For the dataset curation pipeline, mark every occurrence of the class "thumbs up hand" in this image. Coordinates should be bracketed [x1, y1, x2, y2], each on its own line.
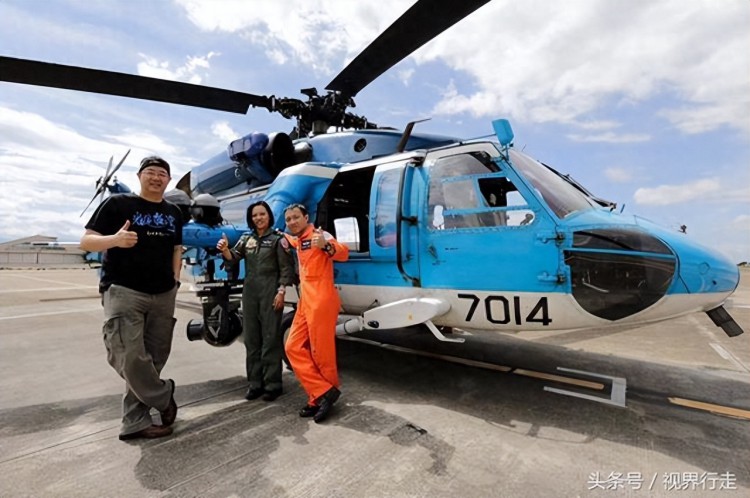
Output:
[217, 233, 234, 261]
[114, 220, 137, 248]
[311, 226, 326, 248]
[216, 233, 229, 252]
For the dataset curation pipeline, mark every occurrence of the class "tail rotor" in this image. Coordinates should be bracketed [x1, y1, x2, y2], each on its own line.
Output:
[80, 149, 131, 216]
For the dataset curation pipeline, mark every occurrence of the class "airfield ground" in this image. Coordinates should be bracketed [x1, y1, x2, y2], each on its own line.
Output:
[0, 268, 748, 497]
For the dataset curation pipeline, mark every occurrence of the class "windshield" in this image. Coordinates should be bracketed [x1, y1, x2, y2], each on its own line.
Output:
[508, 149, 594, 218]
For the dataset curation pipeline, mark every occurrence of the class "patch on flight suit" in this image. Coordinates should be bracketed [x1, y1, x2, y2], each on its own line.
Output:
[246, 238, 258, 250]
[280, 237, 290, 251]
[260, 239, 274, 247]
[301, 240, 312, 250]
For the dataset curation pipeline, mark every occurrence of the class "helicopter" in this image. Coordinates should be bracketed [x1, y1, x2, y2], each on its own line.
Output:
[0, 0, 743, 348]
[79, 150, 133, 217]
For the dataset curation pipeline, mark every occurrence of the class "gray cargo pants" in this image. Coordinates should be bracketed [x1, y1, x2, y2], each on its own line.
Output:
[102, 283, 177, 436]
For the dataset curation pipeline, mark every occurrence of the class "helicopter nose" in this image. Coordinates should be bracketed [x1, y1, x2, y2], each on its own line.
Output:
[636, 220, 740, 305]
[564, 223, 739, 322]
[669, 235, 739, 298]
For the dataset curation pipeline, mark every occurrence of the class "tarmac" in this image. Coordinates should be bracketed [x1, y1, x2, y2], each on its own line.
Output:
[0, 267, 748, 497]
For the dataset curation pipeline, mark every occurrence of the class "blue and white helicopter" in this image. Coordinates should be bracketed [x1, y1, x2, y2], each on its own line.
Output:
[1, 0, 743, 349]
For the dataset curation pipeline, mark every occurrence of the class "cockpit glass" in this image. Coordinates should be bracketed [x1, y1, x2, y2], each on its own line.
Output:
[508, 149, 593, 218]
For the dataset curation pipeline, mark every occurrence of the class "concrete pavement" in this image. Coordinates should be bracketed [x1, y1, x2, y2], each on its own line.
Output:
[1, 268, 748, 497]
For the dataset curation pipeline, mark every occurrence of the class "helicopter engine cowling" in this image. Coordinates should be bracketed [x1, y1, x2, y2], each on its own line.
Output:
[192, 132, 296, 196]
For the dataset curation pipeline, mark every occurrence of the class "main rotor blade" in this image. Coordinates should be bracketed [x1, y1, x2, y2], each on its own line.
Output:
[0, 56, 272, 114]
[326, 0, 491, 96]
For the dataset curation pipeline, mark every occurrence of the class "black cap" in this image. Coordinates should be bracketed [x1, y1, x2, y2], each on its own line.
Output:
[138, 156, 171, 176]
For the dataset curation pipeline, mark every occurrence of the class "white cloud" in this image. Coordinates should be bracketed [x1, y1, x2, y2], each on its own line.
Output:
[167, 0, 750, 138]
[604, 167, 634, 183]
[731, 214, 750, 229]
[174, 0, 407, 75]
[398, 68, 415, 87]
[0, 106, 194, 241]
[567, 132, 651, 144]
[417, 0, 750, 135]
[571, 120, 621, 131]
[136, 52, 218, 84]
[633, 178, 721, 206]
[211, 121, 240, 143]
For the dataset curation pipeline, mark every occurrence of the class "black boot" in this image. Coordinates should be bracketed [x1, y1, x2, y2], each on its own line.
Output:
[299, 404, 319, 417]
[262, 388, 283, 402]
[245, 387, 264, 400]
[313, 387, 341, 423]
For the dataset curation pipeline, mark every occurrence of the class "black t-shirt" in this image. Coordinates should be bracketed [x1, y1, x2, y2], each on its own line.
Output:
[85, 193, 183, 294]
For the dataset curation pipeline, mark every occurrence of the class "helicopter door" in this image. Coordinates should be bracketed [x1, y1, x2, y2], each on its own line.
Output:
[370, 159, 422, 285]
[419, 147, 563, 315]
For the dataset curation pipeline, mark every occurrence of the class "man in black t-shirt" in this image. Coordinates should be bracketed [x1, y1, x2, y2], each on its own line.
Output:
[81, 156, 183, 441]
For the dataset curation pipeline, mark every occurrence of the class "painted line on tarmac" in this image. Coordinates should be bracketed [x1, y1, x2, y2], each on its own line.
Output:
[0, 385, 251, 465]
[0, 307, 102, 321]
[709, 343, 749, 372]
[668, 397, 750, 421]
[513, 369, 604, 390]
[0, 273, 94, 287]
[338, 335, 604, 390]
[339, 335, 513, 372]
[340, 336, 750, 417]
[0, 286, 97, 294]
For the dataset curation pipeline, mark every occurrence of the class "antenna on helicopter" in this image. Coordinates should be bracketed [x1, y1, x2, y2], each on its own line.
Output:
[396, 118, 431, 153]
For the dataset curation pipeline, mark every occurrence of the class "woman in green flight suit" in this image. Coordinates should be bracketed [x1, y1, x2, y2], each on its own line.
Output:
[217, 201, 295, 401]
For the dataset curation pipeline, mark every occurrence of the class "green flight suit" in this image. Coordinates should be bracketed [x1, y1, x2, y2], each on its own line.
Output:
[230, 229, 295, 391]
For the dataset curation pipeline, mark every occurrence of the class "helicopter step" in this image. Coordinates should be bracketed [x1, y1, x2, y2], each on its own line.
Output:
[706, 305, 744, 337]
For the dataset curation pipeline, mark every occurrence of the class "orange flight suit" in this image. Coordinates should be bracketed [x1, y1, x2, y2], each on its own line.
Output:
[284, 225, 349, 405]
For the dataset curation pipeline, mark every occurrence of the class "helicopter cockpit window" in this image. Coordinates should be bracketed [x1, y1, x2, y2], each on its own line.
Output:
[428, 153, 533, 229]
[509, 149, 593, 219]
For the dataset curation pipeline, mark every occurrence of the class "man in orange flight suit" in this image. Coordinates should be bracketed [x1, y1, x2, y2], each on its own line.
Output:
[283, 203, 349, 423]
[284, 204, 349, 422]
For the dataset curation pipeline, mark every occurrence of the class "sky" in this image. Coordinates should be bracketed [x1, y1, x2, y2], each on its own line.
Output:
[0, 0, 748, 262]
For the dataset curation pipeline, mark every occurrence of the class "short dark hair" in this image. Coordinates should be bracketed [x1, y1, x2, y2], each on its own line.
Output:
[246, 201, 274, 231]
[284, 203, 308, 216]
